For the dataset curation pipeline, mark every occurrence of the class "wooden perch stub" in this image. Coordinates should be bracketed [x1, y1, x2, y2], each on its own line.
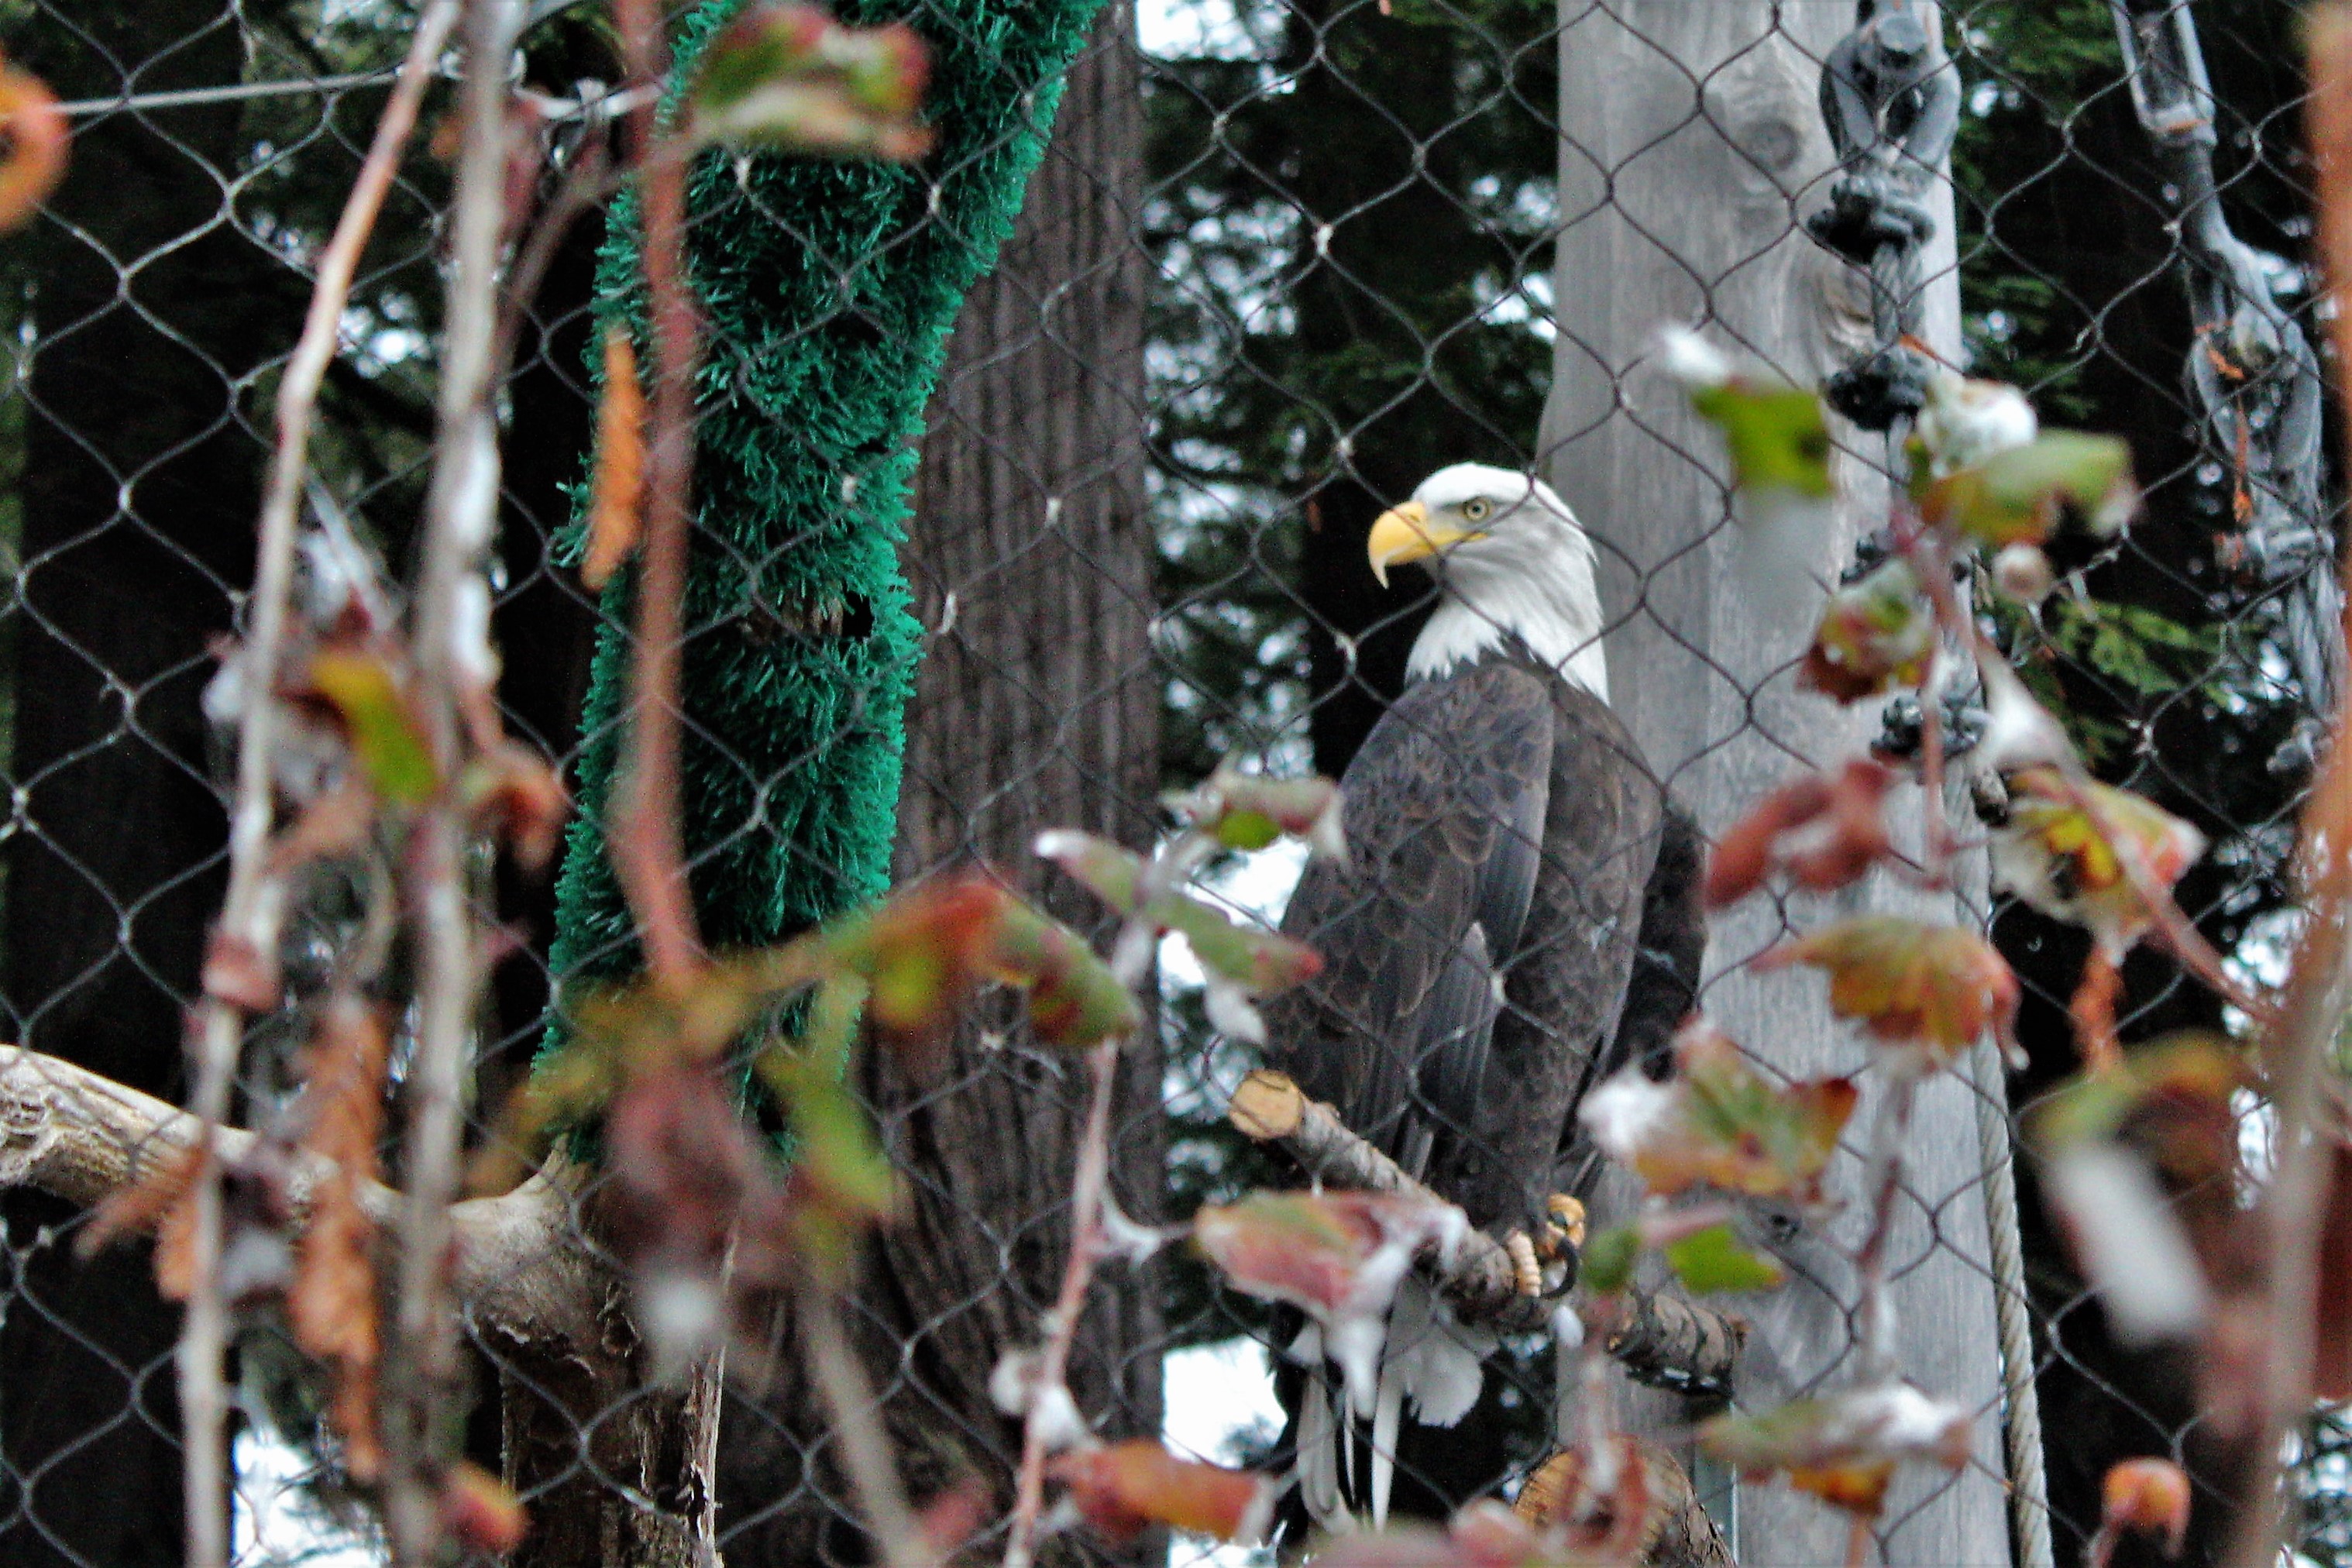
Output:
[1229, 1068, 1744, 1396]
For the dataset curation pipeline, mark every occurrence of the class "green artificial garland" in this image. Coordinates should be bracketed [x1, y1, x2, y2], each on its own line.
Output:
[544, 0, 1106, 1046]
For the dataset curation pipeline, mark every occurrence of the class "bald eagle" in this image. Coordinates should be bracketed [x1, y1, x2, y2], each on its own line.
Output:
[1264, 463, 1704, 1535]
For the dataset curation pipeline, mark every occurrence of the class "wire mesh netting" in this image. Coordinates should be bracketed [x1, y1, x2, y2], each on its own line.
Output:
[0, 2, 2339, 1567]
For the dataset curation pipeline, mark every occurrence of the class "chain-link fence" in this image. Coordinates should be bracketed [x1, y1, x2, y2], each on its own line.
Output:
[0, 2, 2336, 1566]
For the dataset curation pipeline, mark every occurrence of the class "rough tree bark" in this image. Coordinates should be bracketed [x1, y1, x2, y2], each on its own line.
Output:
[1543, 5, 2018, 1566]
[0, 9, 303, 1563]
[712, 6, 1161, 1560]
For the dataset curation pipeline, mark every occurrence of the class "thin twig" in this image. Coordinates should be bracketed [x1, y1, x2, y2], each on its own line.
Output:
[384, 0, 528, 1559]
[801, 1285, 935, 1568]
[175, 8, 461, 1566]
[609, 0, 706, 984]
[1002, 1037, 1123, 1568]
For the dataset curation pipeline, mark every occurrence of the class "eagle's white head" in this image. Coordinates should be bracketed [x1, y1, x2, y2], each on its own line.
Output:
[1367, 462, 1608, 702]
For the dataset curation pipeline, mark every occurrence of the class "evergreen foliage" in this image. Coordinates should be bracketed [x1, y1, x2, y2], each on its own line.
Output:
[544, 0, 1109, 1037]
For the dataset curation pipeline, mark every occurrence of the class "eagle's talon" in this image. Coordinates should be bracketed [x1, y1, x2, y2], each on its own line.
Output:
[1542, 1193, 1587, 1257]
[1506, 1229, 1543, 1297]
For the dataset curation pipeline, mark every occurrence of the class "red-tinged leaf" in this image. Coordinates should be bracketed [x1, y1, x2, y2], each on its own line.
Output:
[1698, 1384, 1971, 1519]
[686, 2, 933, 160]
[1050, 1441, 1272, 1546]
[1800, 559, 1935, 704]
[1580, 1020, 1857, 1203]
[443, 1462, 529, 1556]
[605, 1061, 775, 1271]
[263, 779, 375, 876]
[463, 744, 570, 872]
[289, 995, 390, 1480]
[1034, 829, 1146, 912]
[1757, 916, 2017, 1065]
[2030, 1034, 2245, 1181]
[202, 927, 280, 1012]
[830, 874, 1012, 1049]
[1920, 430, 2137, 548]
[1663, 1223, 1784, 1294]
[1154, 892, 1322, 996]
[914, 1477, 991, 1556]
[582, 326, 645, 590]
[1177, 766, 1345, 860]
[0, 61, 66, 233]
[2100, 1458, 2190, 1558]
[1993, 769, 2206, 959]
[989, 897, 1140, 1048]
[77, 1145, 202, 1261]
[1192, 1190, 1461, 1319]
[300, 648, 439, 803]
[1705, 759, 1896, 907]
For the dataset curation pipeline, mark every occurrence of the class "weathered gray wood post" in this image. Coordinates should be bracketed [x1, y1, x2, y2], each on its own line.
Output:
[1542, 5, 2029, 1565]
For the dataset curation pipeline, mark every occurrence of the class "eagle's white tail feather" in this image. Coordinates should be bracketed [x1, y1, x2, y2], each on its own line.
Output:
[1370, 1352, 1404, 1527]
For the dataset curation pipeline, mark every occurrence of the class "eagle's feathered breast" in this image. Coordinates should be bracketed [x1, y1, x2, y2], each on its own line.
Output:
[1266, 648, 1668, 1233]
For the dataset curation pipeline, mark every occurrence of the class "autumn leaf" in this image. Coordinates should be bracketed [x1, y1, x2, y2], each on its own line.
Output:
[1920, 430, 2137, 548]
[1992, 769, 2206, 959]
[830, 873, 1011, 1050]
[297, 648, 439, 804]
[461, 743, 570, 872]
[78, 1144, 203, 1263]
[1050, 1441, 1272, 1546]
[582, 326, 645, 591]
[443, 1463, 529, 1556]
[1705, 758, 1896, 907]
[686, 2, 933, 160]
[1153, 893, 1321, 996]
[1171, 765, 1345, 860]
[1192, 1190, 1463, 1411]
[1757, 916, 2018, 1066]
[0, 59, 66, 233]
[986, 896, 1142, 1048]
[1800, 559, 1936, 704]
[2097, 1457, 2189, 1559]
[1580, 1020, 1857, 1203]
[289, 995, 390, 1480]
[1699, 1384, 1972, 1518]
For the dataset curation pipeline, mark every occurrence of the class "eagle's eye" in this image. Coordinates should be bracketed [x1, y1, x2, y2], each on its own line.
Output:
[1460, 497, 1494, 523]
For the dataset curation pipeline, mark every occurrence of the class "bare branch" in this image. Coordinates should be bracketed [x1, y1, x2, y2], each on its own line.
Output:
[179, 8, 463, 1563]
[800, 1287, 934, 1568]
[1002, 1037, 1123, 1568]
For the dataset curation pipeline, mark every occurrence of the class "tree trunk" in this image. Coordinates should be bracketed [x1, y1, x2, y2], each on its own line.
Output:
[0, 9, 302, 1563]
[713, 6, 1159, 1560]
[1543, 5, 2018, 1566]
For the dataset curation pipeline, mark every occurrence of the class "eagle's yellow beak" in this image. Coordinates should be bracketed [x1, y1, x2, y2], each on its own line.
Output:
[1367, 500, 1484, 587]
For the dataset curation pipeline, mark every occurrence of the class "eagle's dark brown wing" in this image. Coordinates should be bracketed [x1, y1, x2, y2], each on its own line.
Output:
[1265, 659, 1555, 1205]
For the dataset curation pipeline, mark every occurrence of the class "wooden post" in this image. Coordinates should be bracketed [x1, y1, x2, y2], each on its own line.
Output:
[1542, 5, 2013, 1566]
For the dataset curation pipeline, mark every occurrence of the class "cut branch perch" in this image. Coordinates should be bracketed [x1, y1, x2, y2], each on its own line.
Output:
[1228, 1068, 1743, 1396]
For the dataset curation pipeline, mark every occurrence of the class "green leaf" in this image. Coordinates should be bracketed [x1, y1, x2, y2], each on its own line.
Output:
[1580, 1225, 1639, 1295]
[1690, 380, 1834, 500]
[1151, 892, 1321, 995]
[1926, 431, 2136, 547]
[304, 650, 438, 804]
[1034, 830, 1146, 913]
[1663, 1223, 1784, 1294]
[989, 898, 1141, 1048]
